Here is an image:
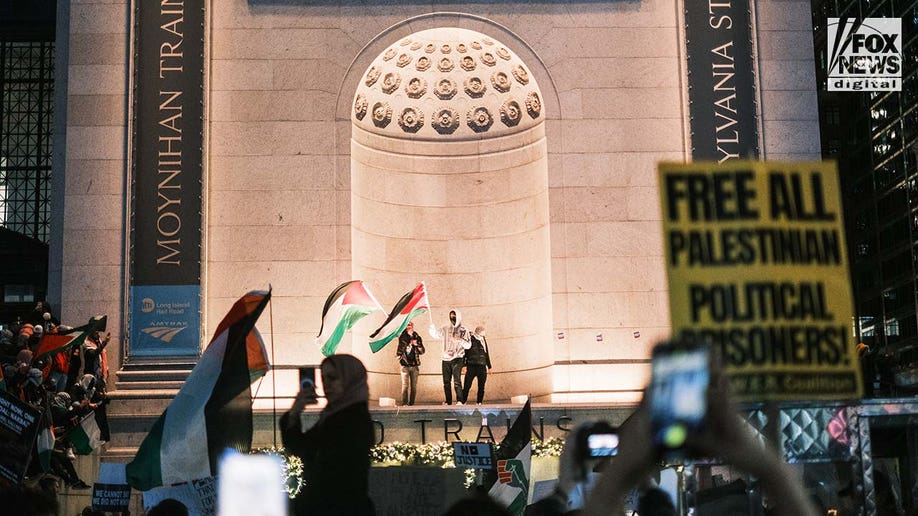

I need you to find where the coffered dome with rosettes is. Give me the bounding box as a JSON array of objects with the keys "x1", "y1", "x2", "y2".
[{"x1": 353, "y1": 27, "x2": 543, "y2": 140}]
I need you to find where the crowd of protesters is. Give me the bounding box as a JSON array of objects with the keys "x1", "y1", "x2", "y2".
[{"x1": 0, "y1": 301, "x2": 110, "y2": 494}]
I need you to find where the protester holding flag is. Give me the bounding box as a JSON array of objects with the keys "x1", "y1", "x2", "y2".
[
  {"x1": 127, "y1": 290, "x2": 272, "y2": 491},
  {"x1": 429, "y1": 309, "x2": 471, "y2": 405},
  {"x1": 281, "y1": 354, "x2": 375, "y2": 515},
  {"x1": 395, "y1": 322, "x2": 425, "y2": 406}
]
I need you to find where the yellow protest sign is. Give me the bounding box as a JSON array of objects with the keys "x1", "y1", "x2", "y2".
[{"x1": 659, "y1": 160, "x2": 863, "y2": 402}]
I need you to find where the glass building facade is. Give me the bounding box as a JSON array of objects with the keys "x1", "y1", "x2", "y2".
[{"x1": 813, "y1": 0, "x2": 918, "y2": 396}]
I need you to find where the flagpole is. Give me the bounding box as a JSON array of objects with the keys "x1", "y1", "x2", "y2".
[
  {"x1": 422, "y1": 281, "x2": 434, "y2": 328},
  {"x1": 269, "y1": 285, "x2": 277, "y2": 448}
]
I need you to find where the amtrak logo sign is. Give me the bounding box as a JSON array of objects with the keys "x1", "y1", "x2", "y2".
[{"x1": 828, "y1": 18, "x2": 902, "y2": 91}]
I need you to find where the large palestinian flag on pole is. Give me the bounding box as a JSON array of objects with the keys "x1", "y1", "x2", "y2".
[
  {"x1": 126, "y1": 290, "x2": 271, "y2": 491},
  {"x1": 485, "y1": 398, "x2": 532, "y2": 515},
  {"x1": 316, "y1": 280, "x2": 382, "y2": 356},
  {"x1": 369, "y1": 282, "x2": 429, "y2": 353},
  {"x1": 34, "y1": 315, "x2": 107, "y2": 363}
]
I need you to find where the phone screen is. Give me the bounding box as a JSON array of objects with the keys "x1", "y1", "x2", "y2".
[
  {"x1": 298, "y1": 366, "x2": 316, "y2": 390},
  {"x1": 650, "y1": 344, "x2": 709, "y2": 450},
  {"x1": 587, "y1": 433, "x2": 619, "y2": 457}
]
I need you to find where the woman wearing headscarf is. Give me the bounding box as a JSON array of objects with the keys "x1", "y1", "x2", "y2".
[{"x1": 280, "y1": 354, "x2": 375, "y2": 516}]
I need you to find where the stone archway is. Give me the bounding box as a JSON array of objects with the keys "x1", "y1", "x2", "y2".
[{"x1": 347, "y1": 27, "x2": 554, "y2": 403}]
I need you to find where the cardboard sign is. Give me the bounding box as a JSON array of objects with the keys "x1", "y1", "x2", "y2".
[
  {"x1": 92, "y1": 483, "x2": 131, "y2": 512},
  {"x1": 368, "y1": 466, "x2": 466, "y2": 516},
  {"x1": 660, "y1": 161, "x2": 862, "y2": 401},
  {"x1": 451, "y1": 442, "x2": 493, "y2": 470},
  {"x1": 142, "y1": 477, "x2": 216, "y2": 516},
  {"x1": 0, "y1": 390, "x2": 42, "y2": 483}
]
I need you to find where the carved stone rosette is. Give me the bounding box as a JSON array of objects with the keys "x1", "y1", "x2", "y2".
[
  {"x1": 371, "y1": 101, "x2": 392, "y2": 128},
  {"x1": 500, "y1": 100, "x2": 522, "y2": 127},
  {"x1": 438, "y1": 57, "x2": 454, "y2": 72},
  {"x1": 365, "y1": 66, "x2": 380, "y2": 87},
  {"x1": 480, "y1": 52, "x2": 496, "y2": 67},
  {"x1": 396, "y1": 53, "x2": 412, "y2": 68},
  {"x1": 434, "y1": 78, "x2": 458, "y2": 100},
  {"x1": 512, "y1": 65, "x2": 529, "y2": 85},
  {"x1": 405, "y1": 77, "x2": 427, "y2": 99},
  {"x1": 460, "y1": 55, "x2": 476, "y2": 71},
  {"x1": 496, "y1": 47, "x2": 512, "y2": 61},
  {"x1": 525, "y1": 92, "x2": 542, "y2": 118},
  {"x1": 464, "y1": 77, "x2": 487, "y2": 98},
  {"x1": 432, "y1": 108, "x2": 460, "y2": 134},
  {"x1": 381, "y1": 72, "x2": 401, "y2": 94},
  {"x1": 416, "y1": 56, "x2": 431, "y2": 72},
  {"x1": 354, "y1": 94, "x2": 368, "y2": 121},
  {"x1": 398, "y1": 107, "x2": 424, "y2": 133},
  {"x1": 383, "y1": 48, "x2": 397, "y2": 61},
  {"x1": 467, "y1": 106, "x2": 493, "y2": 132},
  {"x1": 491, "y1": 72, "x2": 511, "y2": 93}
]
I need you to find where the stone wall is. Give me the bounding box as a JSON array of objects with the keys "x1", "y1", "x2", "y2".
[{"x1": 53, "y1": 0, "x2": 821, "y2": 403}]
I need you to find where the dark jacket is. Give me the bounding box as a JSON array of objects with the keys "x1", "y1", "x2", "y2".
[
  {"x1": 396, "y1": 330, "x2": 425, "y2": 367},
  {"x1": 465, "y1": 335, "x2": 491, "y2": 368},
  {"x1": 281, "y1": 403, "x2": 376, "y2": 516}
]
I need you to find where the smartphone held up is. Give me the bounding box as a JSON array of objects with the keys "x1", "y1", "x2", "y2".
[{"x1": 649, "y1": 341, "x2": 711, "y2": 454}]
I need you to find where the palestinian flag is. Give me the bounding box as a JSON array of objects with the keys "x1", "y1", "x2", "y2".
[
  {"x1": 126, "y1": 290, "x2": 271, "y2": 490},
  {"x1": 369, "y1": 283, "x2": 429, "y2": 353},
  {"x1": 485, "y1": 398, "x2": 531, "y2": 515},
  {"x1": 37, "y1": 414, "x2": 54, "y2": 472},
  {"x1": 68, "y1": 412, "x2": 105, "y2": 455},
  {"x1": 34, "y1": 315, "x2": 106, "y2": 363},
  {"x1": 316, "y1": 280, "x2": 382, "y2": 356}
]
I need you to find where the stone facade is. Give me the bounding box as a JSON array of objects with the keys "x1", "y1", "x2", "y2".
[{"x1": 50, "y1": 0, "x2": 821, "y2": 404}]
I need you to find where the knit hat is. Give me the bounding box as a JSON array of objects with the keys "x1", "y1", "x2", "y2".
[
  {"x1": 18, "y1": 324, "x2": 33, "y2": 338},
  {"x1": 27, "y1": 368, "x2": 43, "y2": 386},
  {"x1": 16, "y1": 349, "x2": 33, "y2": 365}
]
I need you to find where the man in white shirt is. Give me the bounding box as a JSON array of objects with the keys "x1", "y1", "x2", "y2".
[{"x1": 429, "y1": 308, "x2": 471, "y2": 405}]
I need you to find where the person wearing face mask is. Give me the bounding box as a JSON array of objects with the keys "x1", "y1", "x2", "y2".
[
  {"x1": 429, "y1": 309, "x2": 471, "y2": 405},
  {"x1": 281, "y1": 354, "x2": 375, "y2": 515},
  {"x1": 461, "y1": 326, "x2": 491, "y2": 405}
]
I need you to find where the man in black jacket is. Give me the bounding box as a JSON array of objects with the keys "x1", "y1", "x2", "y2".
[
  {"x1": 396, "y1": 322, "x2": 425, "y2": 406},
  {"x1": 461, "y1": 326, "x2": 491, "y2": 404}
]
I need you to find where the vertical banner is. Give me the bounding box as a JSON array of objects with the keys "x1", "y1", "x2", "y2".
[
  {"x1": 660, "y1": 161, "x2": 862, "y2": 401},
  {"x1": 130, "y1": 0, "x2": 204, "y2": 356},
  {"x1": 684, "y1": 0, "x2": 759, "y2": 162}
]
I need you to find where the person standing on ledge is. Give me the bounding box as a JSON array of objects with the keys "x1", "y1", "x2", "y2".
[
  {"x1": 429, "y1": 309, "x2": 470, "y2": 405},
  {"x1": 462, "y1": 325, "x2": 491, "y2": 405},
  {"x1": 396, "y1": 321, "x2": 425, "y2": 406}
]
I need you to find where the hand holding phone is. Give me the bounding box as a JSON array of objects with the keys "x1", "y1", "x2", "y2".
[
  {"x1": 297, "y1": 366, "x2": 318, "y2": 406},
  {"x1": 576, "y1": 421, "x2": 618, "y2": 463}
]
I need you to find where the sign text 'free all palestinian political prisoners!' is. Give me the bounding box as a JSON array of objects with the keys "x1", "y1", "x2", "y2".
[{"x1": 659, "y1": 161, "x2": 863, "y2": 402}]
